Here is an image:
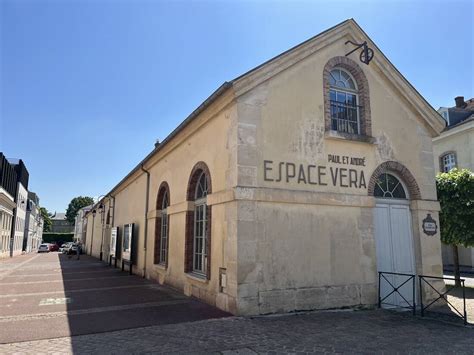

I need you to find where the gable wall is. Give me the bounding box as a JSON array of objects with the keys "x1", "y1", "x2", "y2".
[{"x1": 235, "y1": 34, "x2": 443, "y2": 315}]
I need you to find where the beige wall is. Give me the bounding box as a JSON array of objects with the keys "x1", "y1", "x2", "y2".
[
  {"x1": 84, "y1": 27, "x2": 444, "y2": 316},
  {"x1": 433, "y1": 121, "x2": 474, "y2": 172},
  {"x1": 433, "y1": 120, "x2": 474, "y2": 267},
  {"x1": 86, "y1": 91, "x2": 239, "y2": 313},
  {"x1": 233, "y1": 34, "x2": 443, "y2": 314}
]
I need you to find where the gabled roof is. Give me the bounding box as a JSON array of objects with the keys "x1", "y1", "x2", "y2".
[
  {"x1": 95, "y1": 19, "x2": 445, "y2": 203},
  {"x1": 231, "y1": 18, "x2": 445, "y2": 136}
]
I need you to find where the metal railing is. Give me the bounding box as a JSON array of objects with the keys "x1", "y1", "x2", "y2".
[
  {"x1": 419, "y1": 275, "x2": 467, "y2": 325},
  {"x1": 378, "y1": 271, "x2": 416, "y2": 315},
  {"x1": 377, "y1": 272, "x2": 468, "y2": 325},
  {"x1": 330, "y1": 100, "x2": 361, "y2": 134}
]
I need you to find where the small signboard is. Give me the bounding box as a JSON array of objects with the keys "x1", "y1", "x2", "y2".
[
  {"x1": 422, "y1": 214, "x2": 438, "y2": 236},
  {"x1": 110, "y1": 227, "x2": 117, "y2": 257},
  {"x1": 122, "y1": 223, "x2": 133, "y2": 261}
]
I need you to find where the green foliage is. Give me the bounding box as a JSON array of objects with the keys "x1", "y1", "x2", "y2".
[
  {"x1": 65, "y1": 196, "x2": 94, "y2": 225},
  {"x1": 436, "y1": 168, "x2": 474, "y2": 247},
  {"x1": 39, "y1": 207, "x2": 52, "y2": 232},
  {"x1": 42, "y1": 233, "x2": 74, "y2": 244}
]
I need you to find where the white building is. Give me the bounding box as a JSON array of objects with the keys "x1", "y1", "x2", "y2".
[
  {"x1": 74, "y1": 205, "x2": 93, "y2": 244},
  {"x1": 0, "y1": 187, "x2": 15, "y2": 259},
  {"x1": 24, "y1": 192, "x2": 43, "y2": 253},
  {"x1": 434, "y1": 96, "x2": 474, "y2": 267}
]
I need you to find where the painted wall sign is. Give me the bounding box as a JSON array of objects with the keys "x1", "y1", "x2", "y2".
[
  {"x1": 263, "y1": 154, "x2": 367, "y2": 189},
  {"x1": 422, "y1": 214, "x2": 438, "y2": 236}
]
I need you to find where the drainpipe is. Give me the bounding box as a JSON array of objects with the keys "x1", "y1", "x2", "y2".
[{"x1": 140, "y1": 163, "x2": 151, "y2": 279}]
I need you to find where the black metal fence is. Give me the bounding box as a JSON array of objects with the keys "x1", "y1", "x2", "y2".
[
  {"x1": 378, "y1": 272, "x2": 468, "y2": 325},
  {"x1": 378, "y1": 272, "x2": 416, "y2": 315},
  {"x1": 419, "y1": 275, "x2": 467, "y2": 325}
]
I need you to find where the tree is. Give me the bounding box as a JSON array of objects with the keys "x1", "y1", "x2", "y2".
[
  {"x1": 436, "y1": 168, "x2": 474, "y2": 286},
  {"x1": 39, "y1": 207, "x2": 52, "y2": 232},
  {"x1": 65, "y1": 196, "x2": 95, "y2": 225}
]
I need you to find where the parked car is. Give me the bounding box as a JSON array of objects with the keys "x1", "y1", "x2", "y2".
[
  {"x1": 49, "y1": 244, "x2": 59, "y2": 252},
  {"x1": 38, "y1": 244, "x2": 50, "y2": 253},
  {"x1": 59, "y1": 244, "x2": 67, "y2": 253},
  {"x1": 62, "y1": 242, "x2": 73, "y2": 254}
]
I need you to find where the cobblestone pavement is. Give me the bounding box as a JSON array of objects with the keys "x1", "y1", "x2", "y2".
[{"x1": 1, "y1": 309, "x2": 474, "y2": 354}]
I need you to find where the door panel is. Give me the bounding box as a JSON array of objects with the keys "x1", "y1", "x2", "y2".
[{"x1": 374, "y1": 202, "x2": 415, "y2": 309}]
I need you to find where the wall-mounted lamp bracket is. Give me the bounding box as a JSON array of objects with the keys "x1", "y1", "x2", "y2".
[{"x1": 345, "y1": 40, "x2": 374, "y2": 65}]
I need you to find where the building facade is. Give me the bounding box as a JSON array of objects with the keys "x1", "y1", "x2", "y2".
[
  {"x1": 74, "y1": 205, "x2": 92, "y2": 244},
  {"x1": 434, "y1": 96, "x2": 474, "y2": 267},
  {"x1": 24, "y1": 192, "x2": 44, "y2": 253},
  {"x1": 84, "y1": 20, "x2": 445, "y2": 315},
  {"x1": 0, "y1": 154, "x2": 17, "y2": 259},
  {"x1": 8, "y1": 159, "x2": 29, "y2": 257},
  {"x1": 50, "y1": 212, "x2": 74, "y2": 233}
]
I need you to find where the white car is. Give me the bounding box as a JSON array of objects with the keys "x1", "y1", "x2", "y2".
[
  {"x1": 59, "y1": 244, "x2": 67, "y2": 253},
  {"x1": 38, "y1": 244, "x2": 50, "y2": 253}
]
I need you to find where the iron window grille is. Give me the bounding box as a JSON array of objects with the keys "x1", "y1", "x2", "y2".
[
  {"x1": 192, "y1": 171, "x2": 209, "y2": 276},
  {"x1": 159, "y1": 190, "x2": 169, "y2": 266},
  {"x1": 329, "y1": 68, "x2": 362, "y2": 135}
]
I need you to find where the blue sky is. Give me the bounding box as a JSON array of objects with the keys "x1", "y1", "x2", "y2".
[{"x1": 1, "y1": 0, "x2": 473, "y2": 213}]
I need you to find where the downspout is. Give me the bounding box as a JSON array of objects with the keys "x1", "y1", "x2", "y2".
[{"x1": 140, "y1": 163, "x2": 151, "y2": 279}]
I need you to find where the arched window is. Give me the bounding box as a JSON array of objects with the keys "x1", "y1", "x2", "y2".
[
  {"x1": 185, "y1": 162, "x2": 212, "y2": 279},
  {"x1": 154, "y1": 182, "x2": 170, "y2": 266},
  {"x1": 374, "y1": 173, "x2": 407, "y2": 199},
  {"x1": 329, "y1": 68, "x2": 359, "y2": 134},
  {"x1": 323, "y1": 56, "x2": 371, "y2": 137}
]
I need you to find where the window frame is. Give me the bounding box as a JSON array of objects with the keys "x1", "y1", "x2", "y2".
[
  {"x1": 329, "y1": 68, "x2": 361, "y2": 135},
  {"x1": 185, "y1": 162, "x2": 212, "y2": 280},
  {"x1": 441, "y1": 152, "x2": 457, "y2": 173}
]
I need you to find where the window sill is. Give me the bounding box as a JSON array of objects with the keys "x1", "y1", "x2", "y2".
[
  {"x1": 154, "y1": 263, "x2": 167, "y2": 271},
  {"x1": 186, "y1": 272, "x2": 208, "y2": 284},
  {"x1": 324, "y1": 130, "x2": 375, "y2": 144}
]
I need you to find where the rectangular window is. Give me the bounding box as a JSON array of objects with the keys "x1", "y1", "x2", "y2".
[
  {"x1": 330, "y1": 89, "x2": 360, "y2": 134},
  {"x1": 193, "y1": 203, "x2": 207, "y2": 275},
  {"x1": 442, "y1": 153, "x2": 456, "y2": 172},
  {"x1": 159, "y1": 212, "x2": 168, "y2": 265}
]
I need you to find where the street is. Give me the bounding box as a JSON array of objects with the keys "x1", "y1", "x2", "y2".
[
  {"x1": 1, "y1": 253, "x2": 474, "y2": 354},
  {"x1": 0, "y1": 252, "x2": 229, "y2": 344}
]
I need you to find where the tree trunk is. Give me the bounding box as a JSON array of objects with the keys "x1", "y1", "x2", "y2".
[{"x1": 452, "y1": 244, "x2": 461, "y2": 287}]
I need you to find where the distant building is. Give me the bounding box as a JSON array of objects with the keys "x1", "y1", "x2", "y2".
[
  {"x1": 0, "y1": 154, "x2": 17, "y2": 259},
  {"x1": 24, "y1": 192, "x2": 43, "y2": 252},
  {"x1": 8, "y1": 158, "x2": 29, "y2": 257},
  {"x1": 50, "y1": 212, "x2": 74, "y2": 233},
  {"x1": 74, "y1": 205, "x2": 93, "y2": 244},
  {"x1": 433, "y1": 96, "x2": 474, "y2": 267}
]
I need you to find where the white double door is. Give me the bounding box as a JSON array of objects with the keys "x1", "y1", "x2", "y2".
[{"x1": 374, "y1": 200, "x2": 415, "y2": 308}]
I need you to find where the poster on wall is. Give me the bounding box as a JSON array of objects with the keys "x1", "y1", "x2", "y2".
[
  {"x1": 110, "y1": 227, "x2": 117, "y2": 257},
  {"x1": 122, "y1": 223, "x2": 133, "y2": 261}
]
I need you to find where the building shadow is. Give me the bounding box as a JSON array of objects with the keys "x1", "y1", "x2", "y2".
[{"x1": 57, "y1": 251, "x2": 230, "y2": 353}]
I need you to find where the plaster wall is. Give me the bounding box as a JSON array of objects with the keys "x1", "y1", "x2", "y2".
[
  {"x1": 234, "y1": 34, "x2": 443, "y2": 314},
  {"x1": 433, "y1": 121, "x2": 474, "y2": 267},
  {"x1": 85, "y1": 94, "x2": 239, "y2": 313}
]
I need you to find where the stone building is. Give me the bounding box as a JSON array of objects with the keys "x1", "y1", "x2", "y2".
[
  {"x1": 24, "y1": 192, "x2": 43, "y2": 253},
  {"x1": 84, "y1": 19, "x2": 445, "y2": 315},
  {"x1": 74, "y1": 205, "x2": 92, "y2": 244},
  {"x1": 434, "y1": 96, "x2": 474, "y2": 267},
  {"x1": 50, "y1": 212, "x2": 74, "y2": 233}
]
